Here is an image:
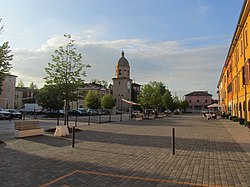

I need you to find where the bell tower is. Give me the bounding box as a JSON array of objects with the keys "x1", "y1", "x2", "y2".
[{"x1": 112, "y1": 51, "x2": 132, "y2": 111}]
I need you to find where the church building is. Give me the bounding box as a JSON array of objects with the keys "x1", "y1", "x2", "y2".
[{"x1": 112, "y1": 51, "x2": 133, "y2": 111}]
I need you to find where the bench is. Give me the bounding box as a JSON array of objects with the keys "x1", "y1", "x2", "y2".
[{"x1": 14, "y1": 121, "x2": 44, "y2": 138}]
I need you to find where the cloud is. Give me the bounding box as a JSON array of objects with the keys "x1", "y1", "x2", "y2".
[
  {"x1": 196, "y1": 0, "x2": 211, "y2": 13},
  {"x1": 11, "y1": 35, "x2": 226, "y2": 98}
]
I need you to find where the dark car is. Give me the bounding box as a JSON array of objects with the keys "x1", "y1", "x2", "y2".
[
  {"x1": 7, "y1": 109, "x2": 22, "y2": 119},
  {"x1": 0, "y1": 108, "x2": 11, "y2": 119},
  {"x1": 46, "y1": 109, "x2": 64, "y2": 117}
]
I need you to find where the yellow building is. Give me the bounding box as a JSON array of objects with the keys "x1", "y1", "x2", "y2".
[{"x1": 218, "y1": 0, "x2": 250, "y2": 120}]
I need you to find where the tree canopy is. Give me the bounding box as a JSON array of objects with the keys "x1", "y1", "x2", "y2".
[
  {"x1": 139, "y1": 81, "x2": 166, "y2": 109},
  {"x1": 0, "y1": 19, "x2": 13, "y2": 91},
  {"x1": 37, "y1": 85, "x2": 64, "y2": 110},
  {"x1": 44, "y1": 34, "x2": 90, "y2": 125},
  {"x1": 101, "y1": 94, "x2": 115, "y2": 109},
  {"x1": 85, "y1": 91, "x2": 101, "y2": 109}
]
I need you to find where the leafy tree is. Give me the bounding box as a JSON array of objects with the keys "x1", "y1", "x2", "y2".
[
  {"x1": 37, "y1": 85, "x2": 64, "y2": 110},
  {"x1": 162, "y1": 89, "x2": 173, "y2": 109},
  {"x1": 101, "y1": 94, "x2": 115, "y2": 109},
  {"x1": 16, "y1": 80, "x2": 25, "y2": 87},
  {"x1": 44, "y1": 34, "x2": 90, "y2": 125},
  {"x1": 0, "y1": 19, "x2": 13, "y2": 91},
  {"x1": 170, "y1": 95, "x2": 180, "y2": 111},
  {"x1": 29, "y1": 82, "x2": 38, "y2": 90},
  {"x1": 139, "y1": 81, "x2": 165, "y2": 109},
  {"x1": 85, "y1": 91, "x2": 101, "y2": 109},
  {"x1": 180, "y1": 100, "x2": 189, "y2": 112},
  {"x1": 90, "y1": 79, "x2": 108, "y2": 88}
]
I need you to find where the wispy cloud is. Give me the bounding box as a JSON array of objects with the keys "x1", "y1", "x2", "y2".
[
  {"x1": 196, "y1": 0, "x2": 212, "y2": 13},
  {"x1": 11, "y1": 35, "x2": 226, "y2": 98}
]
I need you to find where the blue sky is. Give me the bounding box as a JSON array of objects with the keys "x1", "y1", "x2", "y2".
[{"x1": 0, "y1": 0, "x2": 245, "y2": 98}]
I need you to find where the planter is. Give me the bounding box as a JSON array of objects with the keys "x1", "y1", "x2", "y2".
[
  {"x1": 238, "y1": 118, "x2": 245, "y2": 125},
  {"x1": 54, "y1": 125, "x2": 69, "y2": 136},
  {"x1": 244, "y1": 121, "x2": 250, "y2": 129}
]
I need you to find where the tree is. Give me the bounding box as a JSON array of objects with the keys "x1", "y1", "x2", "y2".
[
  {"x1": 85, "y1": 91, "x2": 101, "y2": 109},
  {"x1": 139, "y1": 81, "x2": 166, "y2": 110},
  {"x1": 0, "y1": 19, "x2": 13, "y2": 91},
  {"x1": 44, "y1": 34, "x2": 90, "y2": 125},
  {"x1": 180, "y1": 100, "x2": 189, "y2": 112},
  {"x1": 16, "y1": 80, "x2": 25, "y2": 87},
  {"x1": 29, "y1": 82, "x2": 38, "y2": 90},
  {"x1": 37, "y1": 85, "x2": 64, "y2": 110},
  {"x1": 162, "y1": 89, "x2": 173, "y2": 109},
  {"x1": 170, "y1": 95, "x2": 180, "y2": 111},
  {"x1": 90, "y1": 79, "x2": 108, "y2": 88},
  {"x1": 101, "y1": 94, "x2": 115, "y2": 109}
]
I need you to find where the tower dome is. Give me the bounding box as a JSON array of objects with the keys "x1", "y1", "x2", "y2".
[{"x1": 117, "y1": 51, "x2": 130, "y2": 67}]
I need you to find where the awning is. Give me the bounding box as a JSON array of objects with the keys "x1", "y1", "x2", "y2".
[
  {"x1": 207, "y1": 103, "x2": 222, "y2": 108},
  {"x1": 121, "y1": 98, "x2": 141, "y2": 106}
]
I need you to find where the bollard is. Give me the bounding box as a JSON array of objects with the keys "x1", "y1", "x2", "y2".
[
  {"x1": 172, "y1": 128, "x2": 175, "y2": 155},
  {"x1": 72, "y1": 126, "x2": 75, "y2": 148},
  {"x1": 99, "y1": 115, "x2": 101, "y2": 124},
  {"x1": 88, "y1": 115, "x2": 90, "y2": 125}
]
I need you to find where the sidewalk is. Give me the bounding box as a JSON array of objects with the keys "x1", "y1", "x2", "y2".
[
  {"x1": 221, "y1": 119, "x2": 250, "y2": 157},
  {"x1": 0, "y1": 114, "x2": 250, "y2": 186}
]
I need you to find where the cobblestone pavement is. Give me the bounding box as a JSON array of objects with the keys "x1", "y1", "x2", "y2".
[{"x1": 0, "y1": 114, "x2": 250, "y2": 187}]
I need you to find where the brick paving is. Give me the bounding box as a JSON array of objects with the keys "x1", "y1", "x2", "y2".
[{"x1": 0, "y1": 114, "x2": 250, "y2": 187}]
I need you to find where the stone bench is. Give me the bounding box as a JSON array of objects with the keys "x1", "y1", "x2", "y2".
[{"x1": 14, "y1": 121, "x2": 44, "y2": 138}]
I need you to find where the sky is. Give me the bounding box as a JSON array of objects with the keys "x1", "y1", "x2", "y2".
[{"x1": 0, "y1": 0, "x2": 245, "y2": 99}]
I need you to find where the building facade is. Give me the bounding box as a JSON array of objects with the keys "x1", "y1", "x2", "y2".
[
  {"x1": 15, "y1": 87, "x2": 38, "y2": 109},
  {"x1": 217, "y1": 0, "x2": 250, "y2": 120},
  {"x1": 0, "y1": 74, "x2": 17, "y2": 109},
  {"x1": 185, "y1": 91, "x2": 212, "y2": 113}
]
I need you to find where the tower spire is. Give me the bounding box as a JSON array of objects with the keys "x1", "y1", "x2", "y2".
[{"x1": 121, "y1": 50, "x2": 124, "y2": 57}]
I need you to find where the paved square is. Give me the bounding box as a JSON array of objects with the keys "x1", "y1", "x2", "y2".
[{"x1": 1, "y1": 114, "x2": 250, "y2": 186}]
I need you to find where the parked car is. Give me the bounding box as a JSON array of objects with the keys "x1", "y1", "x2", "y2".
[
  {"x1": 131, "y1": 110, "x2": 141, "y2": 118},
  {"x1": 0, "y1": 108, "x2": 11, "y2": 119},
  {"x1": 87, "y1": 109, "x2": 98, "y2": 115},
  {"x1": 7, "y1": 109, "x2": 22, "y2": 119},
  {"x1": 77, "y1": 108, "x2": 87, "y2": 116},
  {"x1": 46, "y1": 109, "x2": 64, "y2": 117}
]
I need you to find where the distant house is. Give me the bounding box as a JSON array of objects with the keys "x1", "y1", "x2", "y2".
[
  {"x1": 69, "y1": 83, "x2": 110, "y2": 109},
  {"x1": 15, "y1": 87, "x2": 38, "y2": 109},
  {"x1": 185, "y1": 91, "x2": 213, "y2": 113},
  {"x1": 0, "y1": 74, "x2": 17, "y2": 109}
]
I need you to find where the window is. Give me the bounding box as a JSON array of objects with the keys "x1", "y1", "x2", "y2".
[
  {"x1": 197, "y1": 100, "x2": 199, "y2": 103},
  {"x1": 245, "y1": 24, "x2": 248, "y2": 47},
  {"x1": 205, "y1": 99, "x2": 207, "y2": 103},
  {"x1": 119, "y1": 69, "x2": 121, "y2": 75},
  {"x1": 240, "y1": 37, "x2": 243, "y2": 56},
  {"x1": 189, "y1": 100, "x2": 191, "y2": 103}
]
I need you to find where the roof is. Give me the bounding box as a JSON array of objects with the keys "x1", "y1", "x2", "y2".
[
  {"x1": 117, "y1": 51, "x2": 130, "y2": 67},
  {"x1": 185, "y1": 91, "x2": 212, "y2": 97}
]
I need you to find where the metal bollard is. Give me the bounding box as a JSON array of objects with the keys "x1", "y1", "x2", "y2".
[
  {"x1": 72, "y1": 126, "x2": 75, "y2": 148},
  {"x1": 172, "y1": 128, "x2": 175, "y2": 155},
  {"x1": 88, "y1": 115, "x2": 90, "y2": 125}
]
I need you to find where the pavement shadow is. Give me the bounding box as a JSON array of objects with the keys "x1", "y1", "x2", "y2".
[
  {"x1": 23, "y1": 135, "x2": 72, "y2": 147},
  {"x1": 74, "y1": 130, "x2": 248, "y2": 153}
]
